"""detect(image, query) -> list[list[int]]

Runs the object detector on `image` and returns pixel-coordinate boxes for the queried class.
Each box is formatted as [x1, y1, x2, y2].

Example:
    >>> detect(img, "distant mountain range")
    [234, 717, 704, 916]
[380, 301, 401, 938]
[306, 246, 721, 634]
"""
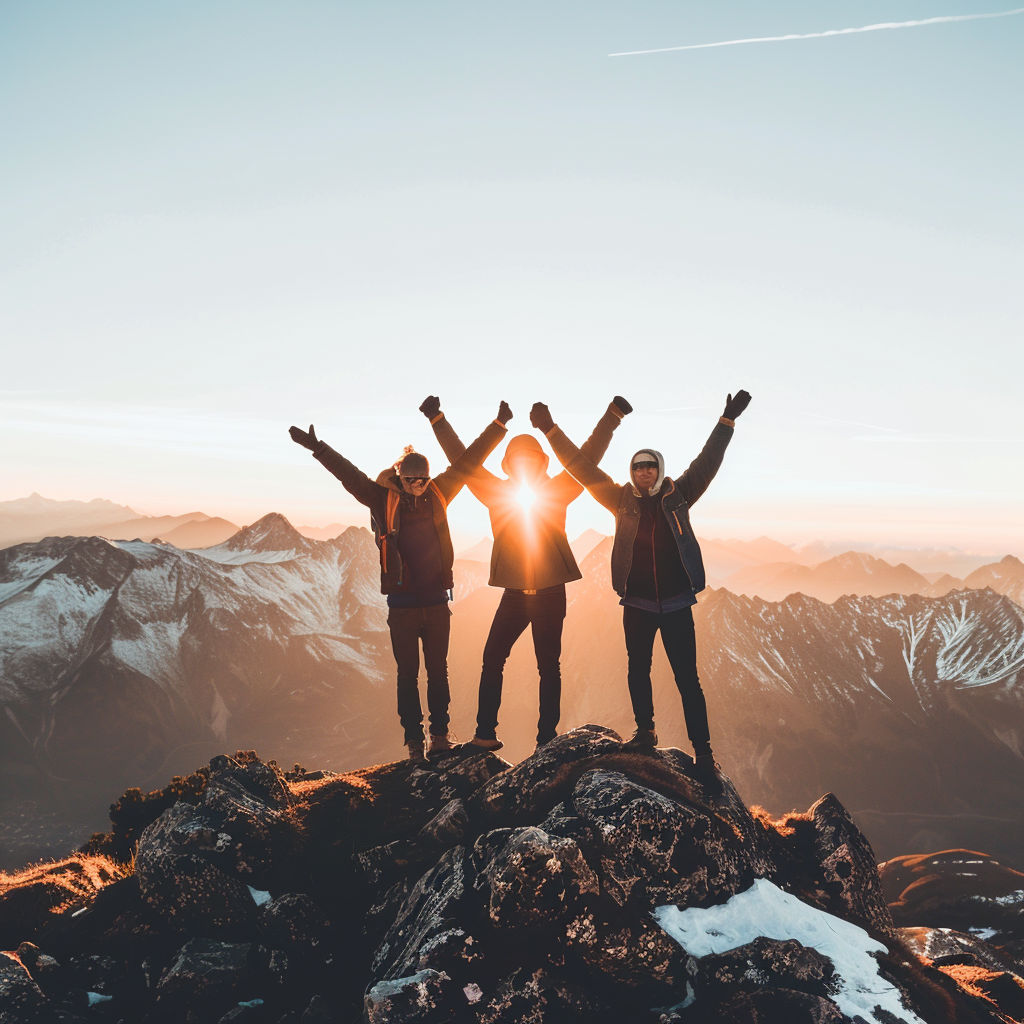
[3, 514, 1023, 866]
[0, 493, 349, 549]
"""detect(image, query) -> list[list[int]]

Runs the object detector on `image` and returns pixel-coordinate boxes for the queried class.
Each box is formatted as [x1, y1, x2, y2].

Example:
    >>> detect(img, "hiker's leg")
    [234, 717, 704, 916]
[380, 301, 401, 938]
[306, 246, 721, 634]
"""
[388, 606, 424, 744]
[660, 606, 712, 756]
[476, 589, 530, 739]
[530, 585, 567, 744]
[421, 603, 452, 737]
[622, 604, 659, 730]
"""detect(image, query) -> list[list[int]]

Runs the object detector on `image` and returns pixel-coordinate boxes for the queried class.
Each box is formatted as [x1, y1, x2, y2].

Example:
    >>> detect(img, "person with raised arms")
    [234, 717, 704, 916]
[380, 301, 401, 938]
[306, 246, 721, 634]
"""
[419, 395, 632, 752]
[289, 402, 512, 760]
[528, 391, 752, 795]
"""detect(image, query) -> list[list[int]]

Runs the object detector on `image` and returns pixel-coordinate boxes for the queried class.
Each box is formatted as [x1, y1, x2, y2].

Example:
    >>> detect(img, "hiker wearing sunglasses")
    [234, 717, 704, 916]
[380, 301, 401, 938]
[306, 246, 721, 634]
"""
[528, 391, 752, 795]
[288, 404, 511, 761]
[419, 395, 632, 752]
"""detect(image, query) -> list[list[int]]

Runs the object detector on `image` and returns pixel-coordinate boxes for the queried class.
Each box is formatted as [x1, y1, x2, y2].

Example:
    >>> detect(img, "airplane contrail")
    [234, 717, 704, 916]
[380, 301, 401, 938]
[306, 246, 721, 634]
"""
[609, 7, 1024, 56]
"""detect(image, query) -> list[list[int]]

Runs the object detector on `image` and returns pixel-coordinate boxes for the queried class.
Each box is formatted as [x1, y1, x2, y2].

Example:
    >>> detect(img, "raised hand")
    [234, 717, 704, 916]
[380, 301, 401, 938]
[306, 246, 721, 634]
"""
[289, 424, 319, 451]
[497, 401, 513, 425]
[419, 395, 441, 420]
[613, 396, 633, 416]
[723, 390, 752, 420]
[530, 402, 554, 434]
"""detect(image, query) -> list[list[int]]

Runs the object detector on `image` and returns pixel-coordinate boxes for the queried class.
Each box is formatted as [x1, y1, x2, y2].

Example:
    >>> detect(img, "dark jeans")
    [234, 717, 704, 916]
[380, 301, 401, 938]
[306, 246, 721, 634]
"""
[388, 604, 452, 744]
[622, 604, 712, 755]
[477, 585, 566, 744]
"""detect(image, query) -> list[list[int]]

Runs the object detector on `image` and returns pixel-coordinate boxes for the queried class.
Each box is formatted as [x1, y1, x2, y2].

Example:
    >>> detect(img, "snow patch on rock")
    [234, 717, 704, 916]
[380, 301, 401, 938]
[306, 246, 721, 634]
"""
[653, 878, 924, 1024]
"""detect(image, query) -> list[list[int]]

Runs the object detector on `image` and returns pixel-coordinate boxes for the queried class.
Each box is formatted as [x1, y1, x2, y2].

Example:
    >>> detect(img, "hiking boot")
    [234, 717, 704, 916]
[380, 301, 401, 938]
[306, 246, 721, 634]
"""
[406, 741, 426, 762]
[428, 732, 454, 755]
[623, 727, 658, 751]
[693, 754, 725, 797]
[469, 735, 504, 751]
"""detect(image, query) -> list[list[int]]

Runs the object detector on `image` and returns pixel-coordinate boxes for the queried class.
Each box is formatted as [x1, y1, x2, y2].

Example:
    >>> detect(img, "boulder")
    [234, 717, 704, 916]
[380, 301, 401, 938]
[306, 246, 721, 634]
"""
[156, 938, 252, 1008]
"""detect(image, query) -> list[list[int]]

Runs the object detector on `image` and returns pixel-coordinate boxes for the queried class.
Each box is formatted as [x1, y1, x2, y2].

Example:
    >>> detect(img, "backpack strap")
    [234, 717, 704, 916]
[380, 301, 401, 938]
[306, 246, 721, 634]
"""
[428, 480, 448, 512]
[379, 488, 401, 573]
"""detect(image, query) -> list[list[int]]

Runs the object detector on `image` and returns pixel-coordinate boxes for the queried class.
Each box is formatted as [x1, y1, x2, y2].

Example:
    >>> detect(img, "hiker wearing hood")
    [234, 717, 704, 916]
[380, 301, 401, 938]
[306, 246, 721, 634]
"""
[288, 405, 510, 760]
[420, 395, 632, 750]
[531, 391, 752, 793]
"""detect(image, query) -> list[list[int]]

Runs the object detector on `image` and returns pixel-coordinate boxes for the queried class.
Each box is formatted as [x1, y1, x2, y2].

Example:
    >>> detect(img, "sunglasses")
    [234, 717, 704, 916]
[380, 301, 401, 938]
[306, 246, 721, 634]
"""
[632, 461, 659, 471]
[402, 476, 429, 484]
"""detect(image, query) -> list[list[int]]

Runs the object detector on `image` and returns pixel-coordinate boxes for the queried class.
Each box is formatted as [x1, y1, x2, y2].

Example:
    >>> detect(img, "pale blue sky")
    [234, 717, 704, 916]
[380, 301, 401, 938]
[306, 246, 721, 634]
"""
[2, 2, 1021, 551]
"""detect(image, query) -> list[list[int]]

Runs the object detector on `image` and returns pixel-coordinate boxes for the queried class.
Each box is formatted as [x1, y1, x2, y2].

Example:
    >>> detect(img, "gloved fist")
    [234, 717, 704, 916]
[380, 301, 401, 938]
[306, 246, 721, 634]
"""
[289, 424, 319, 451]
[530, 402, 555, 434]
[419, 395, 441, 419]
[613, 396, 633, 416]
[497, 400, 513, 425]
[723, 390, 752, 420]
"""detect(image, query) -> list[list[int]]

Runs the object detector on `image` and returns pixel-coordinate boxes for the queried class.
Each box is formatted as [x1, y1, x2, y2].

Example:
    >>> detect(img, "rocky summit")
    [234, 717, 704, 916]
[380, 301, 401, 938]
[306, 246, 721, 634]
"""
[1, 725, 1022, 1023]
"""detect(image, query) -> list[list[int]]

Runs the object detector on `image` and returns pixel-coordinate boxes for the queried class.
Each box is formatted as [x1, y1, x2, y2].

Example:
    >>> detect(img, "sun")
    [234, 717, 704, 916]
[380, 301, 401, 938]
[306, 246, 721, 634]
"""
[517, 483, 536, 513]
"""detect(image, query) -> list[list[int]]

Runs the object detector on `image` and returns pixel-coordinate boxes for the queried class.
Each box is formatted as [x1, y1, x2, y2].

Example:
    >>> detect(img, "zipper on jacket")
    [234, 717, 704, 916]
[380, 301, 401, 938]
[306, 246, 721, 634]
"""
[650, 506, 660, 611]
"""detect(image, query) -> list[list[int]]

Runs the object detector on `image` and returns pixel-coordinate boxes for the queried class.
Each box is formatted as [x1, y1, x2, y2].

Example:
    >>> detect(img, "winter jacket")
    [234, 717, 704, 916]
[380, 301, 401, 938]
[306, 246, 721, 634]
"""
[311, 420, 506, 595]
[543, 420, 734, 600]
[430, 403, 624, 591]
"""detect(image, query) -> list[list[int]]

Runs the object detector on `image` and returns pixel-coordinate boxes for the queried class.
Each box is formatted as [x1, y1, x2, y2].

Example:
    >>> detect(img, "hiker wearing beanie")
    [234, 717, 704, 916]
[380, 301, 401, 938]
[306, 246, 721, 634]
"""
[288, 403, 512, 761]
[530, 391, 752, 796]
[419, 395, 632, 751]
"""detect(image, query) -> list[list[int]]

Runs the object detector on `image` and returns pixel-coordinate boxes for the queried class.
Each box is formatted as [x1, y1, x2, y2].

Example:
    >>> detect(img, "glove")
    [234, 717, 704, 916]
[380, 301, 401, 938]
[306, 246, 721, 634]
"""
[419, 395, 441, 420]
[723, 391, 752, 420]
[497, 401, 513, 425]
[613, 396, 633, 416]
[289, 424, 319, 451]
[530, 402, 555, 434]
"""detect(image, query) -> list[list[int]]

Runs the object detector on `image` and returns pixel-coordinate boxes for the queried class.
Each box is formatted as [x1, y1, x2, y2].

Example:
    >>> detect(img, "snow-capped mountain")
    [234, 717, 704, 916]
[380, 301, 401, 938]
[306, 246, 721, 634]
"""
[0, 516, 394, 805]
[3, 517, 1023, 866]
[446, 541, 1024, 863]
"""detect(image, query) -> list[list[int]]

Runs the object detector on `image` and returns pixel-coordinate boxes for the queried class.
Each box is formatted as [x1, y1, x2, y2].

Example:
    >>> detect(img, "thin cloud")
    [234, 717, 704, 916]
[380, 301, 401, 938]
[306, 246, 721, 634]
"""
[609, 7, 1024, 57]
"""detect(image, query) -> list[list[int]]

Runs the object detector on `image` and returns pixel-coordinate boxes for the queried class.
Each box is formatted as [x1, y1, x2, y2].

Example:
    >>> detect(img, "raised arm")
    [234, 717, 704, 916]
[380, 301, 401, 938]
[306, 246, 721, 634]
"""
[535, 397, 631, 503]
[420, 396, 504, 505]
[289, 423, 386, 517]
[530, 403, 624, 513]
[676, 390, 750, 506]
[432, 402, 512, 501]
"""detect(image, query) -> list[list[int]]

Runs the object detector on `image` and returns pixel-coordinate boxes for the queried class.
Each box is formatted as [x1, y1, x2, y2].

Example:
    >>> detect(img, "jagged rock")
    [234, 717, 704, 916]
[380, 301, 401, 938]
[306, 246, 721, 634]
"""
[156, 938, 251, 1007]
[695, 936, 836, 999]
[3, 730, 1021, 1023]
[807, 794, 894, 937]
[298, 994, 334, 1022]
[0, 955, 45, 1016]
[468, 725, 623, 824]
[418, 798, 470, 851]
[677, 987, 853, 1023]
[371, 847, 474, 981]
[476, 825, 599, 931]
[477, 965, 609, 1022]
[135, 802, 259, 936]
[258, 893, 330, 954]
[565, 899, 691, 992]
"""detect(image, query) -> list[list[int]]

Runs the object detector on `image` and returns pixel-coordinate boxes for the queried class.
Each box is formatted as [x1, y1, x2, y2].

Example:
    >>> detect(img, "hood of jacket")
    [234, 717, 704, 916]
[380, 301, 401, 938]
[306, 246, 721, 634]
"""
[501, 434, 550, 477]
[630, 448, 666, 497]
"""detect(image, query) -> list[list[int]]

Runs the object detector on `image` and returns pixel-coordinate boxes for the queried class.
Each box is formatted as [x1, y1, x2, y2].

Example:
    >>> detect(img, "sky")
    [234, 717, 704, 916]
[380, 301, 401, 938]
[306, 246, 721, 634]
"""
[2, 2, 1022, 553]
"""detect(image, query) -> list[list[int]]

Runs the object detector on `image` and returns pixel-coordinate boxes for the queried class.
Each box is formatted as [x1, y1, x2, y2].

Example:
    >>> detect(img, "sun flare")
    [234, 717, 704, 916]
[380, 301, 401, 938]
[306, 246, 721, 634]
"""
[517, 483, 537, 513]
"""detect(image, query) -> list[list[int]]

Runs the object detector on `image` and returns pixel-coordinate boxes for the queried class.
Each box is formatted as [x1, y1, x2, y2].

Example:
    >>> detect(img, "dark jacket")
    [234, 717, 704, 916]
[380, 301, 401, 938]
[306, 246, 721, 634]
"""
[544, 420, 734, 599]
[311, 420, 506, 595]
[430, 403, 624, 591]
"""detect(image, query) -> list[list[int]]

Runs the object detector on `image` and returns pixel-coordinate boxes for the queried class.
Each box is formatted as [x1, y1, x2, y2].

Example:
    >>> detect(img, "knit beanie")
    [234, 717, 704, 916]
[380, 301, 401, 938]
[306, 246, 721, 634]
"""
[398, 450, 430, 477]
